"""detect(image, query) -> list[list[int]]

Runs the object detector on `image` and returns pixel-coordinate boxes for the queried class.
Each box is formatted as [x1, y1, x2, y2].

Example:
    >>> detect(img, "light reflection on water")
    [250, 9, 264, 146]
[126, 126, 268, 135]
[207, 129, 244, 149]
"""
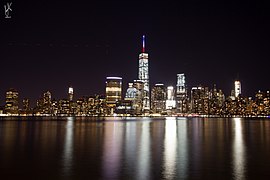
[62, 117, 74, 176]
[163, 117, 177, 179]
[232, 118, 246, 180]
[1, 117, 270, 179]
[177, 118, 188, 179]
[136, 121, 151, 180]
[102, 122, 123, 179]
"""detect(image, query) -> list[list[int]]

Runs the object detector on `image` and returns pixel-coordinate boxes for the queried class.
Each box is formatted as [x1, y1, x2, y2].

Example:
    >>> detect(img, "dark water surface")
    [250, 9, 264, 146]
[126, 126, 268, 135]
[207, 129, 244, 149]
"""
[1, 117, 270, 180]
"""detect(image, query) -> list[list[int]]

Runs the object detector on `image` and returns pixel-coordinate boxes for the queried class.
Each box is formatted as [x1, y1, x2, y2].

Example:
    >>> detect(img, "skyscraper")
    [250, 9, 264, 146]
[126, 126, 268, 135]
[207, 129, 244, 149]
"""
[191, 86, 206, 114]
[5, 88, 19, 114]
[68, 86, 74, 101]
[43, 91, 52, 114]
[234, 80, 241, 97]
[166, 86, 176, 110]
[138, 35, 150, 111]
[176, 73, 188, 113]
[151, 84, 166, 113]
[105, 77, 122, 108]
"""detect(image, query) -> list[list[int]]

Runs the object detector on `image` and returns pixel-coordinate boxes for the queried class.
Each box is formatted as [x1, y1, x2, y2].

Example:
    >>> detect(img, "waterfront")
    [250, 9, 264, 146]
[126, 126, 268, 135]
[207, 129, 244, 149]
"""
[1, 117, 270, 179]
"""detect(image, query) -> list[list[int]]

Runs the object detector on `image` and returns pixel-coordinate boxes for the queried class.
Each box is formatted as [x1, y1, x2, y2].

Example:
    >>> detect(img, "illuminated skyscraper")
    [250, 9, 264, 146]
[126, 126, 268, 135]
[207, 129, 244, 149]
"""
[22, 98, 30, 111]
[106, 77, 122, 108]
[166, 86, 176, 110]
[151, 84, 166, 113]
[176, 73, 188, 113]
[138, 35, 150, 111]
[191, 87, 201, 113]
[234, 80, 241, 97]
[68, 86, 74, 101]
[43, 91, 52, 114]
[5, 88, 19, 114]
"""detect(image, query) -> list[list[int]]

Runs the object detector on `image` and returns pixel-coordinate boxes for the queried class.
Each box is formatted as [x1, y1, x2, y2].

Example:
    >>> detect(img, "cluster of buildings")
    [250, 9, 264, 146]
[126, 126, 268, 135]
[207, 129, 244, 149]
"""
[1, 36, 270, 117]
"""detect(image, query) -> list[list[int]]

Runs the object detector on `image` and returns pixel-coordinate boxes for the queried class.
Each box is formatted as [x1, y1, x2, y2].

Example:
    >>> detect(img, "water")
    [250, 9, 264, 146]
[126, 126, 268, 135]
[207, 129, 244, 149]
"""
[1, 117, 270, 179]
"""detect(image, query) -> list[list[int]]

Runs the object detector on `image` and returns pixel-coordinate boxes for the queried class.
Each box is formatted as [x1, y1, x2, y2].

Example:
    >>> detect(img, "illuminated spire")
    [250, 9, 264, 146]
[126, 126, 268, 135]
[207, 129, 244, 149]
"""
[142, 35, 145, 53]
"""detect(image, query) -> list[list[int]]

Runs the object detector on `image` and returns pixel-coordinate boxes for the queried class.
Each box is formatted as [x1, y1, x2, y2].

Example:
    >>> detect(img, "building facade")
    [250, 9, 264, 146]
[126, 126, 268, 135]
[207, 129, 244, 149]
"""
[235, 80, 241, 97]
[151, 84, 166, 114]
[176, 73, 188, 113]
[105, 77, 122, 114]
[5, 88, 19, 114]
[138, 35, 150, 112]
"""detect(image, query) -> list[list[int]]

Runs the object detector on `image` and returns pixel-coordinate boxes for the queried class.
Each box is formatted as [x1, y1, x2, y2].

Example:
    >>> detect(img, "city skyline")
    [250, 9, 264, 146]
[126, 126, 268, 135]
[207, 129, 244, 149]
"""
[2, 0, 270, 103]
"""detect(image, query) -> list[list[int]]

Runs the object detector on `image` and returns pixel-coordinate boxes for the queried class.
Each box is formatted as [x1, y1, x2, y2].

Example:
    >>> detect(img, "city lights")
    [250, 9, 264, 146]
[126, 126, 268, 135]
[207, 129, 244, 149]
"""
[0, 37, 269, 117]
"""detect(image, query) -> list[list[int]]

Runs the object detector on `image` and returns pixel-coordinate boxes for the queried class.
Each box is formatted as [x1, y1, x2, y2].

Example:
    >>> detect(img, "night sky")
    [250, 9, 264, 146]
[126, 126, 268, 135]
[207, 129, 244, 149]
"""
[1, 0, 270, 105]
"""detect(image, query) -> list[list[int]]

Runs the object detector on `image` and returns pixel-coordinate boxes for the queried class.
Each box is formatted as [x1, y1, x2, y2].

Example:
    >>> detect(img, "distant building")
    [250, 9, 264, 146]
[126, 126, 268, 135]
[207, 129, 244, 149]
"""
[59, 99, 70, 115]
[105, 77, 122, 110]
[176, 73, 188, 113]
[151, 83, 166, 114]
[191, 86, 207, 114]
[166, 86, 176, 110]
[125, 80, 144, 115]
[138, 35, 150, 111]
[133, 80, 144, 114]
[22, 98, 30, 111]
[5, 88, 19, 114]
[234, 80, 241, 97]
[209, 84, 225, 115]
[68, 86, 74, 101]
[115, 100, 134, 115]
[125, 83, 137, 100]
[43, 91, 52, 114]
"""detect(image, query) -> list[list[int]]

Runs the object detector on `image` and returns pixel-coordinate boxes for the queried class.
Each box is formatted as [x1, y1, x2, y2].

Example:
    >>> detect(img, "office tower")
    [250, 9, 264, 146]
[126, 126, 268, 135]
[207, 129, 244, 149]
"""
[68, 86, 74, 101]
[191, 86, 206, 114]
[151, 84, 166, 113]
[5, 88, 19, 114]
[43, 91, 52, 114]
[209, 85, 225, 115]
[138, 35, 150, 111]
[105, 77, 122, 108]
[166, 86, 176, 110]
[176, 73, 188, 113]
[22, 98, 30, 111]
[234, 80, 241, 97]
[59, 99, 70, 114]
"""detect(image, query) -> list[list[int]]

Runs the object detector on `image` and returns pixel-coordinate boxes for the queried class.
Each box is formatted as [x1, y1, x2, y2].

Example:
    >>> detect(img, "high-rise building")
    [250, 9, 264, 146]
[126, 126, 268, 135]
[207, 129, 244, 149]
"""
[166, 86, 176, 110]
[22, 98, 30, 111]
[191, 86, 206, 114]
[138, 35, 150, 111]
[234, 80, 241, 97]
[151, 84, 166, 113]
[176, 73, 188, 113]
[5, 88, 19, 114]
[105, 77, 122, 108]
[43, 91, 52, 114]
[68, 86, 74, 101]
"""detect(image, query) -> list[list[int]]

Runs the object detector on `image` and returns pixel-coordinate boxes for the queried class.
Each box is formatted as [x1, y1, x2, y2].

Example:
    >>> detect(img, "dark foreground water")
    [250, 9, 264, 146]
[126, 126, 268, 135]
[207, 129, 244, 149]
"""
[1, 117, 270, 180]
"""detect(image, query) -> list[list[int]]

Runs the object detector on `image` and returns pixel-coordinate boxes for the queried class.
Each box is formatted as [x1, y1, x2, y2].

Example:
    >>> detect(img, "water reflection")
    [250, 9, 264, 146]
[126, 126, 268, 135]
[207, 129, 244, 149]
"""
[102, 122, 123, 179]
[2, 117, 270, 179]
[163, 117, 177, 179]
[232, 118, 246, 180]
[177, 118, 188, 179]
[62, 117, 74, 176]
[136, 121, 151, 180]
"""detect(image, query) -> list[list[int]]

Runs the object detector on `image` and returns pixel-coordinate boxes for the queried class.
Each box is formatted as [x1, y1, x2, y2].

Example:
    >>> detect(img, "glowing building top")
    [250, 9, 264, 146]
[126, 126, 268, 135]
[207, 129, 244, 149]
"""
[234, 80, 241, 97]
[68, 86, 74, 101]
